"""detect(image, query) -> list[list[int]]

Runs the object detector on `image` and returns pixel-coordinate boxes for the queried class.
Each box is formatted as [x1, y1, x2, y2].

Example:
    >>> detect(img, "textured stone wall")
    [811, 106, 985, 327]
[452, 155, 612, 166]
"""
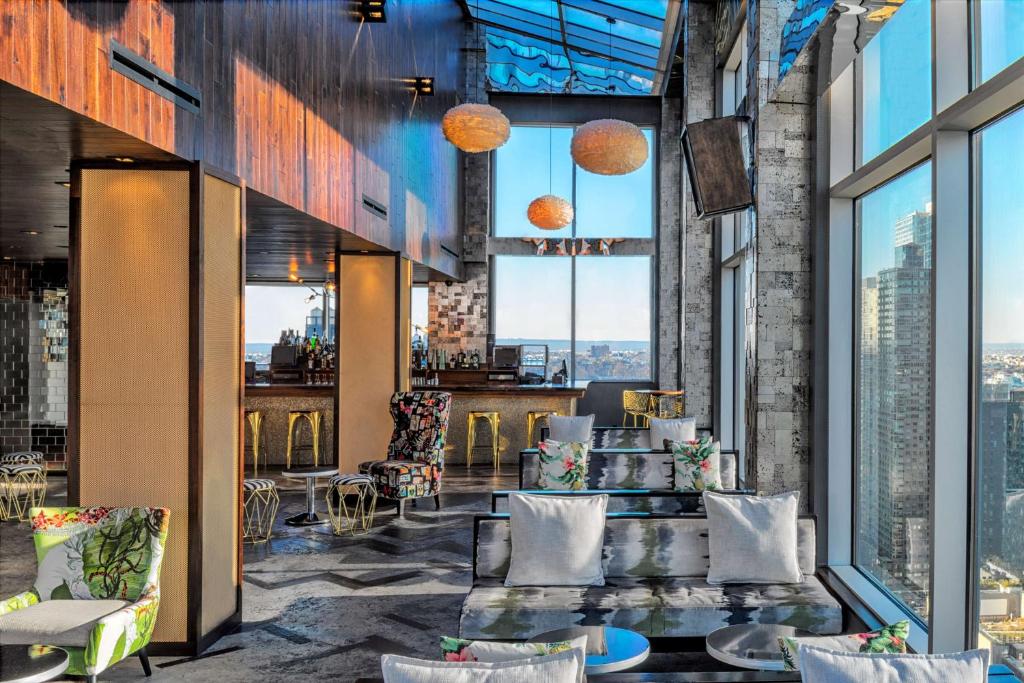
[743, 0, 815, 503]
[680, 0, 717, 427]
[657, 95, 683, 392]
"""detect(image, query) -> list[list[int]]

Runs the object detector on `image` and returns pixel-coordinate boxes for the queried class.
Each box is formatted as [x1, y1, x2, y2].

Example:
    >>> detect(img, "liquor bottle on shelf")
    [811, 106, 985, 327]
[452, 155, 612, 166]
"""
[470, 350, 480, 369]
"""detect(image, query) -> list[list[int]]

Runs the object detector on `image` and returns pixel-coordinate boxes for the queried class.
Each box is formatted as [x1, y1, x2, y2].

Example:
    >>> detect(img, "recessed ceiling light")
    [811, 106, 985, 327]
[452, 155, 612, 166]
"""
[2, 256, 12, 261]
[110, 156, 135, 163]
[360, 250, 370, 254]
[55, 181, 70, 188]
[21, 230, 40, 235]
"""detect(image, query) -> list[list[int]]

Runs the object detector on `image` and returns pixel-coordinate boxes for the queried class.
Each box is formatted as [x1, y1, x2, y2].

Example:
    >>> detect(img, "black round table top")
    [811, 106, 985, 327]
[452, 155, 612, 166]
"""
[0, 645, 69, 683]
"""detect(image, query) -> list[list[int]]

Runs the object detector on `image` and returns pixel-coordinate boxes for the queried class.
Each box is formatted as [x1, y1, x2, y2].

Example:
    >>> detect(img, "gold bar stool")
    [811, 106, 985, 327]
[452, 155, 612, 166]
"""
[286, 410, 323, 468]
[526, 410, 559, 448]
[245, 410, 267, 477]
[466, 411, 501, 471]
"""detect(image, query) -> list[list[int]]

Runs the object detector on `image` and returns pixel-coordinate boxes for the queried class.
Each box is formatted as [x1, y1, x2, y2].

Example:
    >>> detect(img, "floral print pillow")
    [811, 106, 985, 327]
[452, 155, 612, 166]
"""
[670, 437, 722, 491]
[440, 635, 575, 662]
[537, 439, 589, 490]
[778, 620, 910, 671]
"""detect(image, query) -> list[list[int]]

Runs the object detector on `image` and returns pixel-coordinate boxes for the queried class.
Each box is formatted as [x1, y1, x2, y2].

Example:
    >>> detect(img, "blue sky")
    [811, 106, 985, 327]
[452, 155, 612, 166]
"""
[980, 107, 1024, 344]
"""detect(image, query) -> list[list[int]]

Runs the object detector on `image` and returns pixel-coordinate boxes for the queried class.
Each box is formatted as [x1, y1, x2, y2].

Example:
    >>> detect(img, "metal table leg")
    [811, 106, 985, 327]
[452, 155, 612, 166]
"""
[286, 476, 326, 526]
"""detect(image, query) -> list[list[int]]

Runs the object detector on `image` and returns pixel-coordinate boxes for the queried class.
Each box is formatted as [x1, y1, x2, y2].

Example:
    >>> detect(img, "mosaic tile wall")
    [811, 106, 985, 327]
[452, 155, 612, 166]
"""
[0, 261, 69, 468]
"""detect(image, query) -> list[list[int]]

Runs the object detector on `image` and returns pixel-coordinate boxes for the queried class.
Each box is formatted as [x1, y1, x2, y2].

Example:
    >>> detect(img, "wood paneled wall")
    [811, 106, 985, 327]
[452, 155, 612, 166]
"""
[0, 0, 462, 276]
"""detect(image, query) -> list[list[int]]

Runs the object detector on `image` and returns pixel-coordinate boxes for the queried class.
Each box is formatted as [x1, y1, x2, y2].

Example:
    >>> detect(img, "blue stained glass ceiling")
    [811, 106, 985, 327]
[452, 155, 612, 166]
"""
[461, 0, 682, 96]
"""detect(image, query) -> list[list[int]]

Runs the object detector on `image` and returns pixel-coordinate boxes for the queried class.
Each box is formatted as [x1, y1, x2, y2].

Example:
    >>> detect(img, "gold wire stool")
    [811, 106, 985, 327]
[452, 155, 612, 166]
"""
[0, 464, 47, 522]
[242, 478, 280, 544]
[622, 390, 653, 428]
[466, 411, 501, 471]
[325, 474, 378, 536]
[286, 410, 323, 468]
[526, 410, 559, 448]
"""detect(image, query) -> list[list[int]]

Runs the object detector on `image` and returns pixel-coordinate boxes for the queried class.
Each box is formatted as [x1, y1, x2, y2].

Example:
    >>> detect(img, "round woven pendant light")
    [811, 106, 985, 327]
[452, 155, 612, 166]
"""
[571, 118, 648, 175]
[442, 103, 511, 153]
[527, 195, 574, 230]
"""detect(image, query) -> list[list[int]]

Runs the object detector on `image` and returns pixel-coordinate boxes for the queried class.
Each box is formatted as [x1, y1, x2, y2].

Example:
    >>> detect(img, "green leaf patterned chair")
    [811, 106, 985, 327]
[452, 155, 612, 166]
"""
[0, 507, 170, 683]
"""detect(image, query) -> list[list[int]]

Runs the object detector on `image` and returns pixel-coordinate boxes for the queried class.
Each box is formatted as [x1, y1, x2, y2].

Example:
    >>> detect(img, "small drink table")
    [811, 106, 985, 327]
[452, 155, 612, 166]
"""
[706, 623, 816, 671]
[0, 645, 68, 683]
[530, 626, 650, 674]
[281, 465, 336, 526]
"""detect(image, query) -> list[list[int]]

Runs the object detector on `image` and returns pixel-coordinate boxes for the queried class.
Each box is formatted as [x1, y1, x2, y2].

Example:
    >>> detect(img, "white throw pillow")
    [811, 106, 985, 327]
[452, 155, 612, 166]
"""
[703, 490, 802, 584]
[650, 417, 696, 450]
[548, 414, 595, 443]
[505, 493, 608, 587]
[382, 650, 582, 683]
[439, 635, 588, 683]
[797, 645, 989, 683]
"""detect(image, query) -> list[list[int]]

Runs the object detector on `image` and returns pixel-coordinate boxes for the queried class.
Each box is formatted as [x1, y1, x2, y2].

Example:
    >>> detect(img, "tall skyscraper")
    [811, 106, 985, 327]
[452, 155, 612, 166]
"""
[859, 206, 933, 613]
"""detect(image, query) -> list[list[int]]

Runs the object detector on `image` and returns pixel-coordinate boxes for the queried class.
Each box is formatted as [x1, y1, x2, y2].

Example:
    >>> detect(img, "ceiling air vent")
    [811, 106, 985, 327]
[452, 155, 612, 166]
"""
[362, 194, 388, 220]
[109, 39, 201, 115]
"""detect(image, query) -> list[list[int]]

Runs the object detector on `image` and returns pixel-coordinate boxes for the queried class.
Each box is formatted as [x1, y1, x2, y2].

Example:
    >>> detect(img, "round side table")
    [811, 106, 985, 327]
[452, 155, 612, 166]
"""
[0, 645, 68, 683]
[706, 623, 816, 671]
[281, 466, 336, 526]
[530, 626, 650, 674]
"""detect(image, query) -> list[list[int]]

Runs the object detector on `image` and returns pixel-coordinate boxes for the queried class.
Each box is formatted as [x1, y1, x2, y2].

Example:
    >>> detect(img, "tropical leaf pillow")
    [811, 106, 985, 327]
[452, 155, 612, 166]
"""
[439, 635, 582, 662]
[778, 620, 910, 671]
[670, 437, 722, 491]
[537, 439, 589, 490]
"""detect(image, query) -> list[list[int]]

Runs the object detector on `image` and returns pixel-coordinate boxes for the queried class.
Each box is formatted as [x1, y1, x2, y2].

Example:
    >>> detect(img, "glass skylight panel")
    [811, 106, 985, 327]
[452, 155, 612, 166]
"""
[471, 0, 674, 96]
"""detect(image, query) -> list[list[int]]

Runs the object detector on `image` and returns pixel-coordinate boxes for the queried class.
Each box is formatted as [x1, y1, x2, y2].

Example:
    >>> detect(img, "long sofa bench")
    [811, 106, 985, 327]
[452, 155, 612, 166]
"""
[459, 513, 843, 641]
[490, 488, 755, 513]
[519, 448, 741, 491]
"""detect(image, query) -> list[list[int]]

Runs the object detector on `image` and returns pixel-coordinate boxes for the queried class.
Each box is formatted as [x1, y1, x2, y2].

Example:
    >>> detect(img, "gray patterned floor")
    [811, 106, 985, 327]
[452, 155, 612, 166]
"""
[1, 469, 736, 681]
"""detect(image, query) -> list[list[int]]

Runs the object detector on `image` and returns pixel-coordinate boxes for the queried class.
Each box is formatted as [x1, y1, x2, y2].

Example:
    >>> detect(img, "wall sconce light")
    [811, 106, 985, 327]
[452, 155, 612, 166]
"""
[108, 156, 135, 163]
[412, 77, 434, 96]
[359, 0, 386, 22]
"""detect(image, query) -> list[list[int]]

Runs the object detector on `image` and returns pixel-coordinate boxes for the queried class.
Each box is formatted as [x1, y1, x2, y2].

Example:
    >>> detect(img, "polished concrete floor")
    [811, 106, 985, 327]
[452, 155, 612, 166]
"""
[0, 467, 736, 682]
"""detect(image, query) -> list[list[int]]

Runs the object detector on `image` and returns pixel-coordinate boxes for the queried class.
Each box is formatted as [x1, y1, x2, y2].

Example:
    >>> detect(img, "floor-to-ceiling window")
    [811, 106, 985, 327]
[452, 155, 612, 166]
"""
[855, 162, 933, 622]
[824, 0, 1024, 658]
[491, 124, 655, 383]
[717, 25, 748, 454]
[974, 104, 1024, 663]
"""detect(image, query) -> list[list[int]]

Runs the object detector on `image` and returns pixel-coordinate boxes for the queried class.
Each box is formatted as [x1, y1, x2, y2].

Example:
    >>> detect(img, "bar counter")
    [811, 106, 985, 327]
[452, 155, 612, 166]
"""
[244, 384, 335, 467]
[435, 384, 585, 468]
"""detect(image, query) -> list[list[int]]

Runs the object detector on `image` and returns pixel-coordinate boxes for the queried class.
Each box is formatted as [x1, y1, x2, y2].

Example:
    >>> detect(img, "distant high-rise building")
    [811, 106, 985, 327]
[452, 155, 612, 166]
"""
[590, 344, 610, 358]
[859, 207, 933, 608]
[894, 203, 933, 267]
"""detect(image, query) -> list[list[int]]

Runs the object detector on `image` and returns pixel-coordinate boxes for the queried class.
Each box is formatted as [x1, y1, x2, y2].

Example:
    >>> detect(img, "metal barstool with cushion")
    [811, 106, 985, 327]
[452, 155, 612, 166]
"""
[243, 410, 279, 543]
[286, 410, 323, 468]
[466, 410, 501, 471]
[325, 473, 377, 535]
[526, 410, 558, 448]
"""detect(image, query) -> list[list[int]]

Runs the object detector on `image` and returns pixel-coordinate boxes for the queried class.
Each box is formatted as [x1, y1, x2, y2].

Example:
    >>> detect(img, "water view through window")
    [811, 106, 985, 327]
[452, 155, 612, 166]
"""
[493, 255, 652, 382]
[855, 162, 933, 621]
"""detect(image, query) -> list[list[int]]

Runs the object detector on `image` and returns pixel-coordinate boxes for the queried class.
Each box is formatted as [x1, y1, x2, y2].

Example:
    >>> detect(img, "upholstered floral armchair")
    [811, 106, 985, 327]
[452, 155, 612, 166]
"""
[0, 507, 170, 683]
[359, 391, 451, 516]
